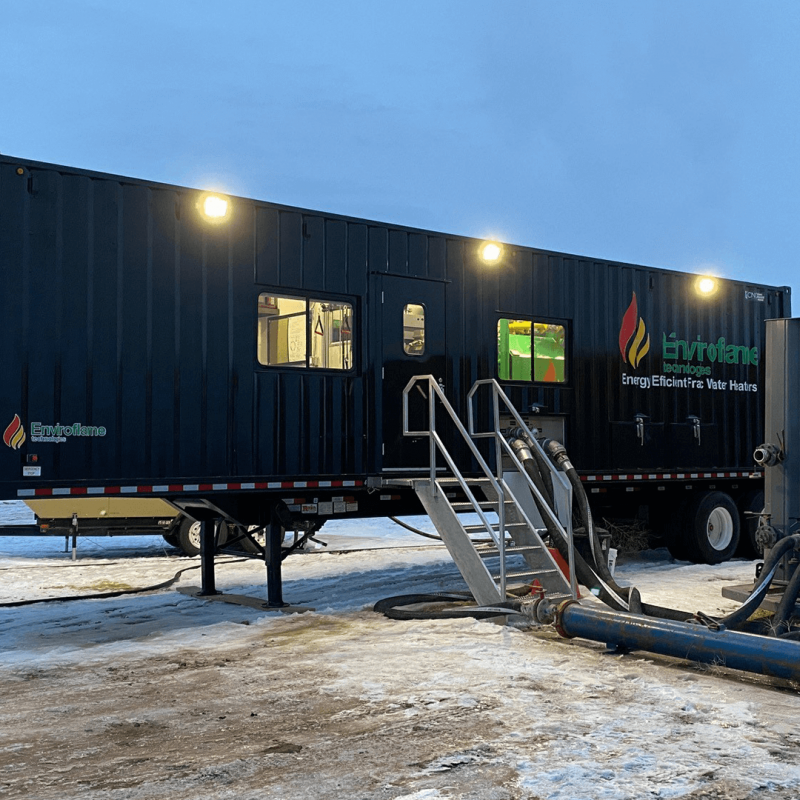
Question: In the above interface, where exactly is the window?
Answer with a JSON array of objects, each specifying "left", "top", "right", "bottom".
[
  {"left": 257, "top": 293, "right": 353, "bottom": 370},
  {"left": 403, "top": 303, "right": 425, "bottom": 356},
  {"left": 497, "top": 318, "right": 566, "bottom": 383}
]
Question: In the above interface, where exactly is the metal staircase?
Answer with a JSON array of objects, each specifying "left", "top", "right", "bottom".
[{"left": 389, "top": 377, "right": 578, "bottom": 608}]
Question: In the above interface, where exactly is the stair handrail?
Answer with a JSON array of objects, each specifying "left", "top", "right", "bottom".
[
  {"left": 466, "top": 378, "right": 578, "bottom": 599},
  {"left": 403, "top": 375, "right": 508, "bottom": 594}
]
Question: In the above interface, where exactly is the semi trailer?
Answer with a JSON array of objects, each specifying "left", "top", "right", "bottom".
[{"left": 0, "top": 155, "right": 791, "bottom": 582}]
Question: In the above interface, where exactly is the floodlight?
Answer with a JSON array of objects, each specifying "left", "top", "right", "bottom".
[{"left": 481, "top": 241, "right": 502, "bottom": 263}]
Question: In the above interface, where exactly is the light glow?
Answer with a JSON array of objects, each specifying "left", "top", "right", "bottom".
[
  {"left": 481, "top": 241, "right": 502, "bottom": 263},
  {"left": 203, "top": 194, "right": 229, "bottom": 218},
  {"left": 696, "top": 276, "right": 717, "bottom": 295}
]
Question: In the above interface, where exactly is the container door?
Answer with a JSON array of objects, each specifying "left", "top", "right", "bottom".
[{"left": 380, "top": 275, "right": 446, "bottom": 471}]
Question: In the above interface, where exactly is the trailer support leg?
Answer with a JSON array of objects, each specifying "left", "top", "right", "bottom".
[
  {"left": 199, "top": 520, "right": 219, "bottom": 596},
  {"left": 265, "top": 518, "right": 285, "bottom": 607},
  {"left": 71, "top": 513, "right": 78, "bottom": 561}
]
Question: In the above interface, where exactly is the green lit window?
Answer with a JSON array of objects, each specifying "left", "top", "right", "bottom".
[
  {"left": 497, "top": 318, "right": 566, "bottom": 383},
  {"left": 258, "top": 293, "right": 353, "bottom": 370}
]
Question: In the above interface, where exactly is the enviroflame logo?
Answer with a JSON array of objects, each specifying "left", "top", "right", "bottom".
[
  {"left": 3, "top": 415, "right": 26, "bottom": 450},
  {"left": 619, "top": 292, "right": 650, "bottom": 369}
]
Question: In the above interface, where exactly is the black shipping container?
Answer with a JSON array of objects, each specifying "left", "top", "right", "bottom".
[{"left": 0, "top": 156, "right": 791, "bottom": 560}]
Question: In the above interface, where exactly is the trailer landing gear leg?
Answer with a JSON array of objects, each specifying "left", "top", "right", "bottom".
[
  {"left": 198, "top": 520, "right": 220, "bottom": 596},
  {"left": 71, "top": 513, "right": 78, "bottom": 562},
  {"left": 265, "top": 518, "right": 286, "bottom": 608}
]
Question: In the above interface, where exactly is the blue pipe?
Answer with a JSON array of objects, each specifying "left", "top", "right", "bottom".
[{"left": 556, "top": 602, "right": 800, "bottom": 682}]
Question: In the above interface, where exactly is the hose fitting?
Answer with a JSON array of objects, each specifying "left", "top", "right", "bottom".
[
  {"left": 542, "top": 438, "right": 574, "bottom": 472},
  {"left": 754, "top": 442, "right": 784, "bottom": 467}
]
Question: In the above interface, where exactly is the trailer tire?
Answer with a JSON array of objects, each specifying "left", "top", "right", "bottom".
[
  {"left": 162, "top": 532, "right": 179, "bottom": 548},
  {"left": 176, "top": 518, "right": 229, "bottom": 557},
  {"left": 224, "top": 524, "right": 266, "bottom": 554},
  {"left": 736, "top": 489, "right": 765, "bottom": 558},
  {"left": 684, "top": 491, "right": 740, "bottom": 564}
]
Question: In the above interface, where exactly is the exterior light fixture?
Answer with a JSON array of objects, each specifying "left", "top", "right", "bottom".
[
  {"left": 695, "top": 275, "right": 718, "bottom": 297},
  {"left": 199, "top": 193, "right": 230, "bottom": 221},
  {"left": 480, "top": 241, "right": 503, "bottom": 263}
]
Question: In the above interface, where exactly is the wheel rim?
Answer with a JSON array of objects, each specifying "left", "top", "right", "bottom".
[
  {"left": 248, "top": 525, "right": 266, "bottom": 547},
  {"left": 188, "top": 521, "right": 202, "bottom": 549},
  {"left": 707, "top": 507, "right": 734, "bottom": 551}
]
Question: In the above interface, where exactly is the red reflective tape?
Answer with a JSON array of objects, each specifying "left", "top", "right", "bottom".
[
  {"left": 307, "top": 481, "right": 319, "bottom": 488},
  {"left": 168, "top": 484, "right": 183, "bottom": 491},
  {"left": 331, "top": 481, "right": 343, "bottom": 487},
  {"left": 281, "top": 481, "right": 294, "bottom": 488},
  {"left": 34, "top": 488, "right": 53, "bottom": 496},
  {"left": 71, "top": 487, "right": 87, "bottom": 495},
  {"left": 255, "top": 482, "right": 268, "bottom": 489},
  {"left": 198, "top": 483, "right": 213, "bottom": 491},
  {"left": 137, "top": 486, "right": 152, "bottom": 493},
  {"left": 106, "top": 486, "right": 121, "bottom": 494},
  {"left": 228, "top": 482, "right": 241, "bottom": 490}
]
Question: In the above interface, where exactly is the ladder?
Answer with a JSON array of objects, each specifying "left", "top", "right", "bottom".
[{"left": 391, "top": 377, "right": 578, "bottom": 608}]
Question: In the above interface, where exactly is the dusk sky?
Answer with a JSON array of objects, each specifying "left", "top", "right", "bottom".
[{"left": 3, "top": 1, "right": 798, "bottom": 294}]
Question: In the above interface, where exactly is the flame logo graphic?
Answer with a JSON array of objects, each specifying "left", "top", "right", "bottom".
[
  {"left": 3, "top": 415, "right": 26, "bottom": 450},
  {"left": 619, "top": 292, "right": 650, "bottom": 369}
]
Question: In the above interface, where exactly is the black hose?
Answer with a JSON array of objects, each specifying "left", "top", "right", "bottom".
[
  {"left": 513, "top": 442, "right": 696, "bottom": 621},
  {"left": 517, "top": 454, "right": 634, "bottom": 612},
  {"left": 374, "top": 592, "right": 523, "bottom": 620},
  {"left": 507, "top": 427, "right": 553, "bottom": 507},
  {"left": 507, "top": 434, "right": 552, "bottom": 508},
  {"left": 540, "top": 438, "right": 616, "bottom": 590},
  {"left": 0, "top": 557, "right": 251, "bottom": 608},
  {"left": 715, "top": 535, "right": 800, "bottom": 631},
  {"left": 389, "top": 517, "right": 443, "bottom": 541},
  {"left": 771, "top": 558, "right": 800, "bottom": 634}
]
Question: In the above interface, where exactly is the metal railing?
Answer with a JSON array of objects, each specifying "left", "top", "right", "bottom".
[
  {"left": 467, "top": 378, "right": 578, "bottom": 599},
  {"left": 402, "top": 375, "right": 509, "bottom": 595}
]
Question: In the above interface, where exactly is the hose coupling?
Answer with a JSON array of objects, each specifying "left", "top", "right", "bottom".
[
  {"left": 754, "top": 442, "right": 784, "bottom": 467},
  {"left": 508, "top": 437, "right": 533, "bottom": 463},
  {"left": 542, "top": 438, "right": 573, "bottom": 471}
]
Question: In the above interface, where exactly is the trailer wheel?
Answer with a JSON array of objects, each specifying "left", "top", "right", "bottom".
[
  {"left": 176, "top": 518, "right": 229, "bottom": 557},
  {"left": 162, "top": 532, "right": 179, "bottom": 548},
  {"left": 239, "top": 525, "right": 266, "bottom": 554},
  {"left": 684, "top": 491, "right": 740, "bottom": 564},
  {"left": 736, "top": 489, "right": 765, "bottom": 558}
]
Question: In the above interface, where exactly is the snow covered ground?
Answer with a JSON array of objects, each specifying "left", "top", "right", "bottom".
[{"left": 1, "top": 500, "right": 800, "bottom": 800}]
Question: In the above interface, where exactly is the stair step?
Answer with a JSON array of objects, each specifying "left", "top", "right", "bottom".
[
  {"left": 450, "top": 500, "right": 514, "bottom": 512},
  {"left": 476, "top": 545, "right": 542, "bottom": 557},
  {"left": 435, "top": 477, "right": 491, "bottom": 486},
  {"left": 493, "top": 568, "right": 560, "bottom": 581},
  {"left": 462, "top": 521, "right": 527, "bottom": 533}
]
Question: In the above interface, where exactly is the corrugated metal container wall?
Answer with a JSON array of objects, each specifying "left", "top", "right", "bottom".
[
  {"left": 439, "top": 241, "right": 789, "bottom": 474},
  {"left": 0, "top": 163, "right": 370, "bottom": 487}
]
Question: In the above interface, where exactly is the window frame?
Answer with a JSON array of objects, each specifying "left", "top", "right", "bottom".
[
  {"left": 402, "top": 302, "right": 427, "bottom": 357},
  {"left": 496, "top": 313, "right": 570, "bottom": 385},
  {"left": 256, "top": 288, "right": 356, "bottom": 373}
]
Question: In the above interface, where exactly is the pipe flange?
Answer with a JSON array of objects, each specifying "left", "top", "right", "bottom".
[
  {"left": 756, "top": 524, "right": 778, "bottom": 549},
  {"left": 554, "top": 598, "right": 580, "bottom": 638}
]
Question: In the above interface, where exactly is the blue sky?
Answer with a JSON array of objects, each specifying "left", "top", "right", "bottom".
[{"left": 2, "top": 1, "right": 798, "bottom": 293}]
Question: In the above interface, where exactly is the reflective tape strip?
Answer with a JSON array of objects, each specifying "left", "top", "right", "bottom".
[
  {"left": 579, "top": 471, "right": 756, "bottom": 483},
  {"left": 16, "top": 478, "right": 364, "bottom": 498}
]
